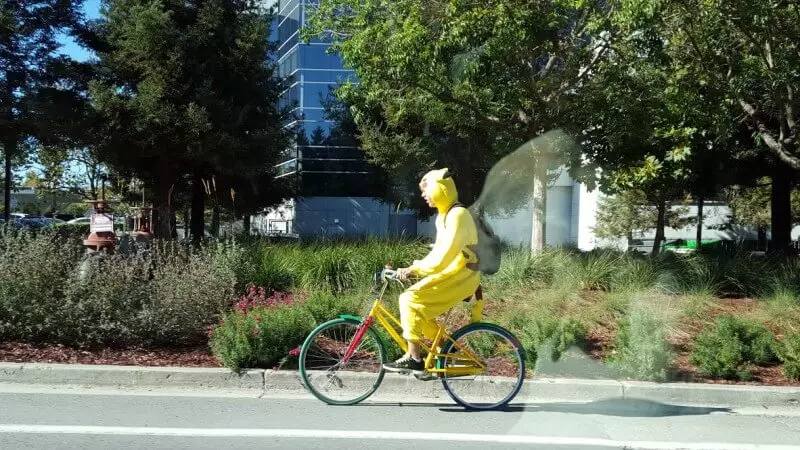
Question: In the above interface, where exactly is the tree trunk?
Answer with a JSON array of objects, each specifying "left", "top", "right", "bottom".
[
  {"left": 652, "top": 200, "right": 666, "bottom": 255},
  {"left": 3, "top": 135, "right": 12, "bottom": 223},
  {"left": 170, "top": 210, "right": 178, "bottom": 239},
  {"left": 152, "top": 176, "right": 173, "bottom": 239},
  {"left": 211, "top": 205, "right": 220, "bottom": 237},
  {"left": 696, "top": 194, "right": 704, "bottom": 250},
  {"left": 3, "top": 76, "right": 13, "bottom": 223},
  {"left": 530, "top": 162, "right": 547, "bottom": 254},
  {"left": 190, "top": 172, "right": 205, "bottom": 241},
  {"left": 243, "top": 213, "right": 251, "bottom": 236},
  {"left": 770, "top": 165, "right": 792, "bottom": 254},
  {"left": 758, "top": 226, "right": 768, "bottom": 252}
]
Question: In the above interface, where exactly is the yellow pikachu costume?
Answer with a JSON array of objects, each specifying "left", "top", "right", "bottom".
[{"left": 399, "top": 168, "right": 481, "bottom": 342}]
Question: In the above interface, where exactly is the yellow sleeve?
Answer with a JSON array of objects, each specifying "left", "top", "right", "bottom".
[{"left": 410, "top": 208, "right": 470, "bottom": 276}]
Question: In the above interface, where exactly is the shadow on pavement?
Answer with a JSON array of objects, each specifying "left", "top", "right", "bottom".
[
  {"left": 437, "top": 398, "right": 732, "bottom": 417},
  {"left": 361, "top": 398, "right": 731, "bottom": 417}
]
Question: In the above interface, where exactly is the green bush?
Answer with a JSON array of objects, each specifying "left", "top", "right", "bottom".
[
  {"left": 0, "top": 232, "right": 82, "bottom": 341},
  {"left": 61, "top": 252, "right": 153, "bottom": 346},
  {"left": 550, "top": 317, "right": 588, "bottom": 361},
  {"left": 302, "top": 290, "right": 366, "bottom": 324},
  {"left": 607, "top": 309, "right": 673, "bottom": 382},
  {"left": 776, "top": 333, "right": 800, "bottom": 381},
  {"left": 504, "top": 314, "right": 586, "bottom": 366},
  {"left": 689, "top": 315, "right": 779, "bottom": 380},
  {"left": 0, "top": 233, "right": 237, "bottom": 348},
  {"left": 209, "top": 304, "right": 316, "bottom": 371}
]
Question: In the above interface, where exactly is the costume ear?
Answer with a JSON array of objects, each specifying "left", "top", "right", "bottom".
[{"left": 442, "top": 168, "right": 452, "bottom": 179}]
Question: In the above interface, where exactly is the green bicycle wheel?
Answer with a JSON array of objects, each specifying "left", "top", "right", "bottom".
[{"left": 299, "top": 317, "right": 387, "bottom": 406}]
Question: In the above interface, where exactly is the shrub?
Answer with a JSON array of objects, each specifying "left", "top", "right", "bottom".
[
  {"left": 503, "top": 313, "right": 586, "bottom": 367},
  {"left": 302, "top": 290, "right": 365, "bottom": 324},
  {"left": 209, "top": 302, "right": 316, "bottom": 372},
  {"left": 689, "top": 315, "right": 779, "bottom": 380},
  {"left": 776, "top": 333, "right": 800, "bottom": 381},
  {"left": 144, "top": 244, "right": 237, "bottom": 346},
  {"left": 61, "top": 252, "right": 153, "bottom": 346},
  {"left": 607, "top": 308, "right": 673, "bottom": 382},
  {"left": 550, "top": 317, "right": 588, "bottom": 361},
  {"left": 0, "top": 231, "right": 81, "bottom": 341}
]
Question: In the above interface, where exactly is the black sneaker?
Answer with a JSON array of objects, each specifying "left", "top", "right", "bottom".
[{"left": 383, "top": 354, "right": 425, "bottom": 375}]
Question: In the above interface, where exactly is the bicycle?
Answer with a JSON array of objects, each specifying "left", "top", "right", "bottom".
[{"left": 298, "top": 266, "right": 527, "bottom": 410}]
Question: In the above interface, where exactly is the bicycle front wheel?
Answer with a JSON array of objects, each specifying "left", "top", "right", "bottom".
[
  {"left": 438, "top": 323, "right": 526, "bottom": 410},
  {"left": 299, "top": 317, "right": 386, "bottom": 405}
]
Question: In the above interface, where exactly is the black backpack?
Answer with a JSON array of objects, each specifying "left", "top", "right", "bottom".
[{"left": 445, "top": 202, "right": 502, "bottom": 275}]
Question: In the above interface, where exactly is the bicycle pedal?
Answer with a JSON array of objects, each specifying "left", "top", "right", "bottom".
[{"left": 413, "top": 372, "right": 439, "bottom": 381}]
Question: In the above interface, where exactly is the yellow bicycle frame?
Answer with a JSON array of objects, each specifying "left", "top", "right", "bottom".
[{"left": 366, "top": 296, "right": 488, "bottom": 377}]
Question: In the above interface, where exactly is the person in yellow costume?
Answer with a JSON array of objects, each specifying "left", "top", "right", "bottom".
[{"left": 384, "top": 168, "right": 481, "bottom": 375}]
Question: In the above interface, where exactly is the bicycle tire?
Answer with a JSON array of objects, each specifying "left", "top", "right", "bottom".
[
  {"left": 299, "top": 317, "right": 387, "bottom": 406},
  {"left": 437, "top": 322, "right": 526, "bottom": 410}
]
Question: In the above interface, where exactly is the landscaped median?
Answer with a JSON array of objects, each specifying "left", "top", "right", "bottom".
[{"left": 1, "top": 230, "right": 800, "bottom": 392}]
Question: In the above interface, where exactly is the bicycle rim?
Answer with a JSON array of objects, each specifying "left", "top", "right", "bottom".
[
  {"left": 299, "top": 318, "right": 386, "bottom": 405},
  {"left": 438, "top": 323, "right": 525, "bottom": 410}
]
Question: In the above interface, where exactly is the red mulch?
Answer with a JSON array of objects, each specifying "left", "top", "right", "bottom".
[{"left": 0, "top": 342, "right": 221, "bottom": 368}]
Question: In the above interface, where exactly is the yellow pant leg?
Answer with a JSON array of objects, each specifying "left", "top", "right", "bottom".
[
  {"left": 399, "top": 268, "right": 480, "bottom": 342},
  {"left": 398, "top": 290, "right": 440, "bottom": 342}
]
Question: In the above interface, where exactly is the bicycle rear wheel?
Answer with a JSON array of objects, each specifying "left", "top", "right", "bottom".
[
  {"left": 299, "top": 317, "right": 386, "bottom": 405},
  {"left": 437, "top": 323, "right": 525, "bottom": 410}
]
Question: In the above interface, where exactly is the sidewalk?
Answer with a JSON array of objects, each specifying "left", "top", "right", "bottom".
[{"left": 1, "top": 362, "right": 798, "bottom": 409}]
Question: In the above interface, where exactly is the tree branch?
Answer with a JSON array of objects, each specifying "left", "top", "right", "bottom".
[
  {"left": 411, "top": 80, "right": 501, "bottom": 127},
  {"left": 739, "top": 98, "right": 800, "bottom": 169},
  {"left": 787, "top": 84, "right": 797, "bottom": 134}
]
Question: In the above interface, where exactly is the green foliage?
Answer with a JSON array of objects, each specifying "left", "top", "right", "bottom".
[
  {"left": 209, "top": 305, "right": 316, "bottom": 372},
  {"left": 302, "top": 290, "right": 366, "bottom": 324},
  {"left": 0, "top": 232, "right": 236, "bottom": 347},
  {"left": 776, "top": 334, "right": 800, "bottom": 382},
  {"left": 245, "top": 238, "right": 427, "bottom": 294},
  {"left": 594, "top": 190, "right": 694, "bottom": 241},
  {"left": 727, "top": 181, "right": 800, "bottom": 230},
  {"left": 550, "top": 317, "right": 589, "bottom": 362},
  {"left": 89, "top": 0, "right": 291, "bottom": 237},
  {"left": 607, "top": 308, "right": 673, "bottom": 382},
  {"left": 503, "top": 313, "right": 587, "bottom": 366},
  {"left": 690, "top": 315, "right": 779, "bottom": 380},
  {"left": 0, "top": 232, "right": 83, "bottom": 341},
  {"left": 0, "top": 0, "right": 81, "bottom": 219}
]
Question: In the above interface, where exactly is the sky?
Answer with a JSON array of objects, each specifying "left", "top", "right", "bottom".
[{"left": 57, "top": 0, "right": 102, "bottom": 61}]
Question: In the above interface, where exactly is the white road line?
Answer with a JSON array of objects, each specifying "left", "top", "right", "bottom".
[{"left": 0, "top": 425, "right": 798, "bottom": 449}]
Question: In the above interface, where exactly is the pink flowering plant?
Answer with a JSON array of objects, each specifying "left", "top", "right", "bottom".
[
  {"left": 234, "top": 285, "right": 295, "bottom": 312},
  {"left": 209, "top": 285, "right": 314, "bottom": 372}
]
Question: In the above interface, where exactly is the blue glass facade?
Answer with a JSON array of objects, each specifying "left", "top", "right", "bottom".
[{"left": 272, "top": 0, "right": 382, "bottom": 196}]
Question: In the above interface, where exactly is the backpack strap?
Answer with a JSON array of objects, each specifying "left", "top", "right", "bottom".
[{"left": 443, "top": 202, "right": 465, "bottom": 228}]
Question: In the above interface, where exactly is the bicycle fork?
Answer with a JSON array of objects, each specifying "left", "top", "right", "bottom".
[{"left": 342, "top": 316, "right": 374, "bottom": 365}]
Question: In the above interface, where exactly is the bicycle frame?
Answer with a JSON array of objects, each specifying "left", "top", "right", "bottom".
[{"left": 343, "top": 268, "right": 487, "bottom": 377}]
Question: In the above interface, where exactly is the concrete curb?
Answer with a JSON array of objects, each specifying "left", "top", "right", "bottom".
[
  {"left": 0, "top": 363, "right": 264, "bottom": 390},
  {"left": 1, "top": 362, "right": 799, "bottom": 408}
]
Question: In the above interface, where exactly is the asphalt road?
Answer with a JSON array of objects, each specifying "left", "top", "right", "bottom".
[{"left": 1, "top": 384, "right": 799, "bottom": 449}]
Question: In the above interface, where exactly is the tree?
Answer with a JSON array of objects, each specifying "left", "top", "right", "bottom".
[
  {"left": 303, "top": 0, "right": 615, "bottom": 252},
  {"left": 0, "top": 0, "right": 81, "bottom": 222},
  {"left": 614, "top": 0, "right": 800, "bottom": 252},
  {"left": 88, "top": 0, "right": 291, "bottom": 238},
  {"left": 727, "top": 177, "right": 800, "bottom": 236},
  {"left": 594, "top": 188, "right": 692, "bottom": 246}
]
